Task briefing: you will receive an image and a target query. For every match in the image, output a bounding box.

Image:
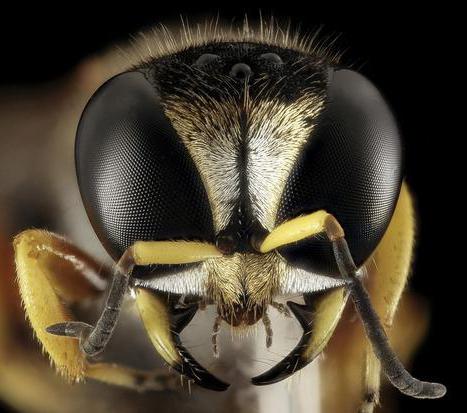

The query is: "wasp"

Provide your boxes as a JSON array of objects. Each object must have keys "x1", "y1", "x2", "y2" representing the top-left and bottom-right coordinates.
[{"x1": 12, "y1": 19, "x2": 446, "y2": 412}]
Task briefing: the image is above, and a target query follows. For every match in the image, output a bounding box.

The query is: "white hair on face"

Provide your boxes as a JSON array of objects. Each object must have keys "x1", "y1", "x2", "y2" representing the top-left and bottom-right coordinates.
[
  {"x1": 279, "y1": 266, "x2": 348, "y2": 294},
  {"x1": 245, "y1": 93, "x2": 324, "y2": 231},
  {"x1": 132, "y1": 263, "x2": 208, "y2": 296}
]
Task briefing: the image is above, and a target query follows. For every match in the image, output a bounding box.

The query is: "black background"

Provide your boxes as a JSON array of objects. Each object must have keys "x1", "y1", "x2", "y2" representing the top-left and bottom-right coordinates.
[{"x1": 0, "y1": 4, "x2": 461, "y2": 412}]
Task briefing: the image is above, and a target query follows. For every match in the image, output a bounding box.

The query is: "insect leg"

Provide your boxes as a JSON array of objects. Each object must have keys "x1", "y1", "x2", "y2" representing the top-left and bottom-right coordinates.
[{"x1": 14, "y1": 229, "x2": 111, "y2": 381}]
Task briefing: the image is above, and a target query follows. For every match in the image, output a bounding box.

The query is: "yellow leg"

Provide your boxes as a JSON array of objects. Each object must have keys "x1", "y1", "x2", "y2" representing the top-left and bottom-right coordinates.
[{"x1": 14, "y1": 229, "x2": 110, "y2": 381}]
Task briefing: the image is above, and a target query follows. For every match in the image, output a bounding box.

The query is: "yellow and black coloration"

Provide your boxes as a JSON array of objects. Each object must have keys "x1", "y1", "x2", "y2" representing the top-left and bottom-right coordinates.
[{"x1": 13, "y1": 19, "x2": 446, "y2": 412}]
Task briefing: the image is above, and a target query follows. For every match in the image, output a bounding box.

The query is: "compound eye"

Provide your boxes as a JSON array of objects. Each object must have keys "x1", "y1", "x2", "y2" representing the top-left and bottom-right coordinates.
[
  {"x1": 76, "y1": 72, "x2": 214, "y2": 260},
  {"x1": 277, "y1": 69, "x2": 402, "y2": 274}
]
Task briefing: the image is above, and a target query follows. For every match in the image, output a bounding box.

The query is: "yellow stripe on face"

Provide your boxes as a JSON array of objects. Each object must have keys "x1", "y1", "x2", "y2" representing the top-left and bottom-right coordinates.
[
  {"x1": 131, "y1": 241, "x2": 223, "y2": 265},
  {"x1": 260, "y1": 210, "x2": 330, "y2": 253}
]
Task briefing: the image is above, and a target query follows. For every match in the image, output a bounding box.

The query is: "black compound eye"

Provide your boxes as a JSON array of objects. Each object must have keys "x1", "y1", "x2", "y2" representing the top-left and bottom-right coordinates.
[
  {"x1": 277, "y1": 69, "x2": 402, "y2": 274},
  {"x1": 76, "y1": 71, "x2": 214, "y2": 260}
]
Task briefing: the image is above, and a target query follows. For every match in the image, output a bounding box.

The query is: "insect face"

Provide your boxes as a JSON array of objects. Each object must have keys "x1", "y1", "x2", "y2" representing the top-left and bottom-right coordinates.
[
  {"x1": 47, "y1": 34, "x2": 444, "y2": 399},
  {"x1": 76, "y1": 41, "x2": 400, "y2": 319}
]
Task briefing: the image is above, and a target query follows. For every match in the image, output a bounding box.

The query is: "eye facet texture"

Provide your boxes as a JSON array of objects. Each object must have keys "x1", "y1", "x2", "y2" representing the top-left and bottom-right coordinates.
[
  {"x1": 277, "y1": 69, "x2": 402, "y2": 274},
  {"x1": 76, "y1": 72, "x2": 214, "y2": 260}
]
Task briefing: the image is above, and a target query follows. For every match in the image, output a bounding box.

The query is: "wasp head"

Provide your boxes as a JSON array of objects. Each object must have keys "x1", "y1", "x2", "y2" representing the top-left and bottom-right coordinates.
[{"x1": 75, "y1": 26, "x2": 402, "y2": 389}]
